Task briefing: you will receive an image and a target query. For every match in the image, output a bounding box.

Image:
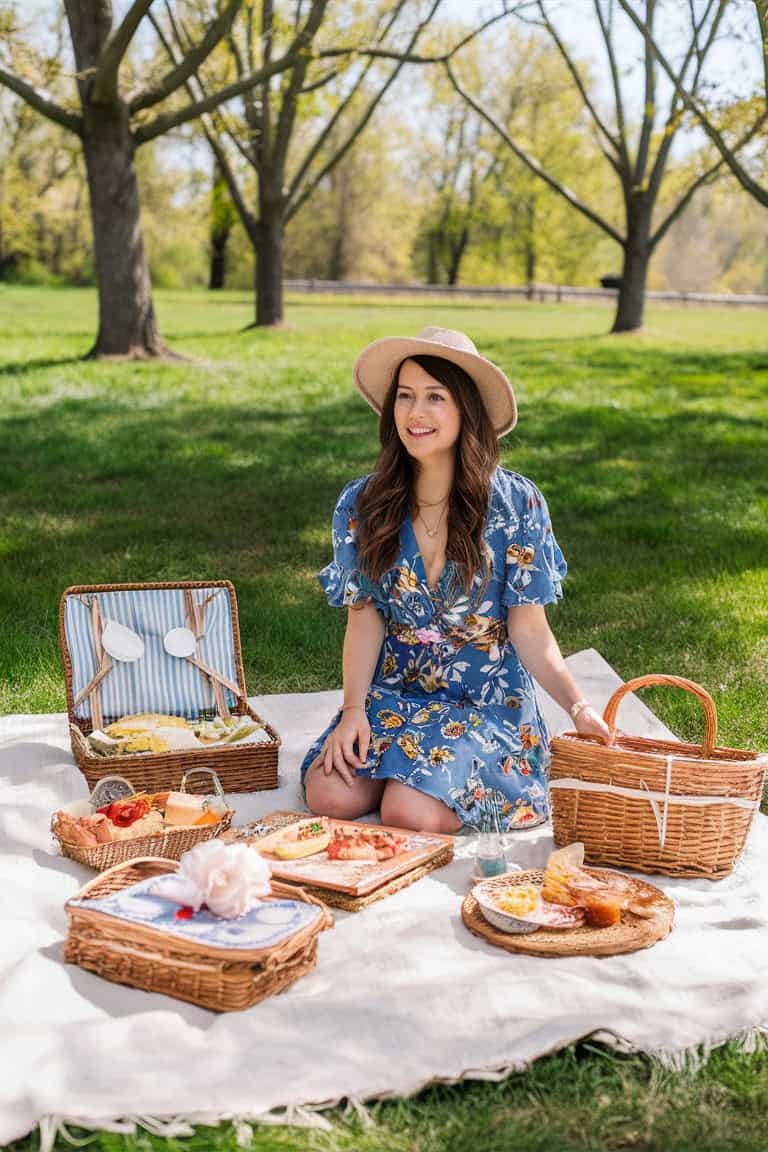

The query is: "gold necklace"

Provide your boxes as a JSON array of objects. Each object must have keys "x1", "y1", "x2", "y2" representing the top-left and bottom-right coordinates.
[
  {"x1": 416, "y1": 501, "x2": 448, "y2": 539},
  {"x1": 416, "y1": 491, "x2": 451, "y2": 507}
]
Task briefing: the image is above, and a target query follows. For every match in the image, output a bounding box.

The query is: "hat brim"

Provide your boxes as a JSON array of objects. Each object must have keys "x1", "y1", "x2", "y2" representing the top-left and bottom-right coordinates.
[{"x1": 353, "y1": 336, "x2": 517, "y2": 437}]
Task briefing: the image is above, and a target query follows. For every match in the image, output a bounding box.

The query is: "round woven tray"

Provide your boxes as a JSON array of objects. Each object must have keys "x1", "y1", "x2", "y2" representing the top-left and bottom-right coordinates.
[{"x1": 462, "y1": 868, "x2": 674, "y2": 958}]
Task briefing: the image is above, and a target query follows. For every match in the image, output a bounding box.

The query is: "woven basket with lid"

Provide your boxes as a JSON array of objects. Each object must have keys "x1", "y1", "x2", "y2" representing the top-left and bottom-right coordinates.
[
  {"x1": 64, "y1": 857, "x2": 333, "y2": 1012},
  {"x1": 549, "y1": 674, "x2": 767, "y2": 880},
  {"x1": 60, "y1": 580, "x2": 279, "y2": 793}
]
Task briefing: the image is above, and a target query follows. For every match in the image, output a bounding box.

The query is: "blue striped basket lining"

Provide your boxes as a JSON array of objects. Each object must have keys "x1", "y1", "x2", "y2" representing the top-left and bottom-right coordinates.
[{"x1": 64, "y1": 587, "x2": 240, "y2": 722}]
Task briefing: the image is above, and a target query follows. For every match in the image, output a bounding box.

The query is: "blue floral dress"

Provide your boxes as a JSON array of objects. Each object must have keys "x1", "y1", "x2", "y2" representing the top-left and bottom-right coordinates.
[{"x1": 300, "y1": 468, "x2": 568, "y2": 832}]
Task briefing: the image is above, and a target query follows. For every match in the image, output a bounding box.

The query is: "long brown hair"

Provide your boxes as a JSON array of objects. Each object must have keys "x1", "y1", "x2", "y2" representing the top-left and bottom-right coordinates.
[{"x1": 356, "y1": 354, "x2": 499, "y2": 594}]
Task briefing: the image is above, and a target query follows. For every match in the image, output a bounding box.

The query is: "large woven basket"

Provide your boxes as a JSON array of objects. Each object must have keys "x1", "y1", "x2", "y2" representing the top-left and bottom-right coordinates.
[
  {"x1": 60, "y1": 581, "x2": 280, "y2": 793},
  {"x1": 64, "y1": 857, "x2": 333, "y2": 1012},
  {"x1": 549, "y1": 674, "x2": 768, "y2": 880}
]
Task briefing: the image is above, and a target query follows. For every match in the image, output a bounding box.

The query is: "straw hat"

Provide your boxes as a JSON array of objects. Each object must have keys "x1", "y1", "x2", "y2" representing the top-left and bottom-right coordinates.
[{"x1": 353, "y1": 326, "x2": 517, "y2": 436}]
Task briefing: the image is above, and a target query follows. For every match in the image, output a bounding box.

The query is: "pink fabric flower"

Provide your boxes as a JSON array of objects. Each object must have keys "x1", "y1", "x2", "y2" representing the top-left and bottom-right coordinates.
[{"x1": 153, "y1": 840, "x2": 272, "y2": 919}]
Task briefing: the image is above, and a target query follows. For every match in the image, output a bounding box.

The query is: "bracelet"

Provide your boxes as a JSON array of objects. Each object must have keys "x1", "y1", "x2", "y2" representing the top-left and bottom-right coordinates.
[
  {"x1": 340, "y1": 704, "x2": 366, "y2": 714},
  {"x1": 569, "y1": 699, "x2": 591, "y2": 721}
]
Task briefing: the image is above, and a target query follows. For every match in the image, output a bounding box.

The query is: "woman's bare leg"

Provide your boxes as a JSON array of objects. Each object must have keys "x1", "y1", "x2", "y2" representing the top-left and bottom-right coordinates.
[
  {"x1": 305, "y1": 762, "x2": 385, "y2": 820},
  {"x1": 380, "y1": 779, "x2": 462, "y2": 833}
]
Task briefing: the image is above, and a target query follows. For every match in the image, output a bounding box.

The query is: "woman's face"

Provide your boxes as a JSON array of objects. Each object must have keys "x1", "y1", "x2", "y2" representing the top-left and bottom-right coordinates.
[{"x1": 393, "y1": 359, "x2": 462, "y2": 463}]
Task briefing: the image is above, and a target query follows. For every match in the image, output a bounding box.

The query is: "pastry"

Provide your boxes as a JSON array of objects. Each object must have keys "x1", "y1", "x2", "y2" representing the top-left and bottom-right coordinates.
[{"x1": 273, "y1": 818, "x2": 331, "y2": 859}]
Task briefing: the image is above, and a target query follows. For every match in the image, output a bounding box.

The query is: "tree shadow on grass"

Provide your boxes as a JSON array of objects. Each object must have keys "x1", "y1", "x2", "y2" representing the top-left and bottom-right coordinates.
[
  {"x1": 1, "y1": 370, "x2": 766, "y2": 723},
  {"x1": 0, "y1": 355, "x2": 86, "y2": 377}
]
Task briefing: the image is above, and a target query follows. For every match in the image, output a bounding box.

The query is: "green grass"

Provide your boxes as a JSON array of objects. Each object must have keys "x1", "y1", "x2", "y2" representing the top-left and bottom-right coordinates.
[{"x1": 1, "y1": 285, "x2": 767, "y2": 1151}]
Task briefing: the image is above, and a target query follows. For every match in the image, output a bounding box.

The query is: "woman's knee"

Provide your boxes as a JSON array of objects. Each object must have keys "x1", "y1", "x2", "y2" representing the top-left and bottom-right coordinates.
[
  {"x1": 305, "y1": 767, "x2": 381, "y2": 821},
  {"x1": 380, "y1": 781, "x2": 461, "y2": 834}
]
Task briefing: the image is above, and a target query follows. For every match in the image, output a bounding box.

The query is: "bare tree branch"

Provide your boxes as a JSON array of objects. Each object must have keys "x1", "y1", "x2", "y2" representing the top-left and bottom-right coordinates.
[
  {"x1": 134, "y1": 46, "x2": 300, "y2": 144},
  {"x1": 444, "y1": 61, "x2": 625, "y2": 246},
  {"x1": 147, "y1": 9, "x2": 257, "y2": 243},
  {"x1": 535, "y1": 0, "x2": 622, "y2": 158},
  {"x1": 618, "y1": 0, "x2": 768, "y2": 207},
  {"x1": 318, "y1": 3, "x2": 523, "y2": 67},
  {"x1": 0, "y1": 65, "x2": 83, "y2": 134},
  {"x1": 754, "y1": 0, "x2": 768, "y2": 108},
  {"x1": 273, "y1": 0, "x2": 330, "y2": 179},
  {"x1": 287, "y1": 0, "x2": 444, "y2": 222},
  {"x1": 646, "y1": 0, "x2": 723, "y2": 201},
  {"x1": 633, "y1": 0, "x2": 656, "y2": 185},
  {"x1": 594, "y1": 0, "x2": 630, "y2": 173},
  {"x1": 92, "y1": 0, "x2": 156, "y2": 103},
  {"x1": 286, "y1": 0, "x2": 409, "y2": 209},
  {"x1": 651, "y1": 110, "x2": 768, "y2": 249},
  {"x1": 130, "y1": 0, "x2": 242, "y2": 112}
]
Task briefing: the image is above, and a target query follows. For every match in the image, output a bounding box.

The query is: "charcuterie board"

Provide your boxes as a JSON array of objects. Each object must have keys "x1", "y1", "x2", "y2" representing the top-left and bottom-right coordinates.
[{"x1": 224, "y1": 811, "x2": 454, "y2": 911}]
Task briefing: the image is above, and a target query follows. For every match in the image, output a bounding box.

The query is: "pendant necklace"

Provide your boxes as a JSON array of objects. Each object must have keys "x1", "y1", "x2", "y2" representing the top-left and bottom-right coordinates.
[{"x1": 416, "y1": 500, "x2": 448, "y2": 539}]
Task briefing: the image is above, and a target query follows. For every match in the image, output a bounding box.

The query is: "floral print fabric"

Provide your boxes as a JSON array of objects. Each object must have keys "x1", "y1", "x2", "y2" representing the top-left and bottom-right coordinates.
[{"x1": 300, "y1": 468, "x2": 568, "y2": 831}]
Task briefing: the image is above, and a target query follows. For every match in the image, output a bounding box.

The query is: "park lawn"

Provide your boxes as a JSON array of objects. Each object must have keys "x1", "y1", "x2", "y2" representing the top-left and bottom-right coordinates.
[{"x1": 1, "y1": 285, "x2": 767, "y2": 1151}]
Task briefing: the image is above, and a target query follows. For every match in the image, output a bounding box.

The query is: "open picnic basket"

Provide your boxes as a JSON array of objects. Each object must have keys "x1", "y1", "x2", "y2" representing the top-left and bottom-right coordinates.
[
  {"x1": 63, "y1": 857, "x2": 333, "y2": 1012},
  {"x1": 51, "y1": 768, "x2": 234, "y2": 872},
  {"x1": 60, "y1": 581, "x2": 280, "y2": 793},
  {"x1": 549, "y1": 674, "x2": 768, "y2": 880}
]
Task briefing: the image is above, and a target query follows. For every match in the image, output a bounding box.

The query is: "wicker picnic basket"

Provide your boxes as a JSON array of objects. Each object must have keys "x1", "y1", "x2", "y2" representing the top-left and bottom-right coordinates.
[
  {"x1": 63, "y1": 857, "x2": 333, "y2": 1012},
  {"x1": 51, "y1": 768, "x2": 234, "y2": 872},
  {"x1": 549, "y1": 674, "x2": 768, "y2": 880},
  {"x1": 60, "y1": 581, "x2": 280, "y2": 793}
]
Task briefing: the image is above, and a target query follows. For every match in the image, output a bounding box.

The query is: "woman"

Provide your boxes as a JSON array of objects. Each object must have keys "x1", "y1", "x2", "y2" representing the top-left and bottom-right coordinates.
[{"x1": 300, "y1": 326, "x2": 610, "y2": 833}]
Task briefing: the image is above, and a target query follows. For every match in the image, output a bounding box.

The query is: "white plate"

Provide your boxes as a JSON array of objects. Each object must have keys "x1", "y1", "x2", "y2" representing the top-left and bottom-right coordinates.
[
  {"x1": 101, "y1": 619, "x2": 144, "y2": 663},
  {"x1": 163, "y1": 627, "x2": 197, "y2": 658}
]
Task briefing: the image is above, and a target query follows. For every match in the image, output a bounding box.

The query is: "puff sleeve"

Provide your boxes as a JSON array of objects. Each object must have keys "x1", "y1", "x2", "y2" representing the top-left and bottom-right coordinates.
[
  {"x1": 317, "y1": 476, "x2": 389, "y2": 617},
  {"x1": 501, "y1": 475, "x2": 568, "y2": 607}
]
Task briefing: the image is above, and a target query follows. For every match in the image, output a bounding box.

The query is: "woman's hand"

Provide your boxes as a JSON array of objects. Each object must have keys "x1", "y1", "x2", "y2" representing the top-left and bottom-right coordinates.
[
  {"x1": 313, "y1": 707, "x2": 371, "y2": 787},
  {"x1": 573, "y1": 704, "x2": 614, "y2": 746}
]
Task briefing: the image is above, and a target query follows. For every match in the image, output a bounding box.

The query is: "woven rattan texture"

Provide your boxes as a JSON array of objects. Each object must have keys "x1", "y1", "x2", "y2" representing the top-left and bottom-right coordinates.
[
  {"x1": 52, "y1": 812, "x2": 233, "y2": 871},
  {"x1": 276, "y1": 843, "x2": 456, "y2": 911},
  {"x1": 59, "y1": 582, "x2": 280, "y2": 794},
  {"x1": 462, "y1": 868, "x2": 674, "y2": 957},
  {"x1": 550, "y1": 674, "x2": 767, "y2": 879},
  {"x1": 63, "y1": 858, "x2": 332, "y2": 1012}
]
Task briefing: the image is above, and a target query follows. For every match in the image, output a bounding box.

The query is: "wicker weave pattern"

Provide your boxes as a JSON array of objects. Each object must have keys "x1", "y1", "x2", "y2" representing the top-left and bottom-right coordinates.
[
  {"x1": 52, "y1": 811, "x2": 233, "y2": 871},
  {"x1": 59, "y1": 582, "x2": 280, "y2": 794},
  {"x1": 64, "y1": 858, "x2": 333, "y2": 1012},
  {"x1": 550, "y1": 674, "x2": 768, "y2": 879}
]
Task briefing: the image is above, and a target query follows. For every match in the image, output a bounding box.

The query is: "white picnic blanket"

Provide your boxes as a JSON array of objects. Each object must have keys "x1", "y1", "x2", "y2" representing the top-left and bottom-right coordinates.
[{"x1": 1, "y1": 649, "x2": 767, "y2": 1145}]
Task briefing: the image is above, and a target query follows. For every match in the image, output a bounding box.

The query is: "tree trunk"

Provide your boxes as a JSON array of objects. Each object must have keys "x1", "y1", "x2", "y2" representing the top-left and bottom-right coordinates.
[
  {"x1": 65, "y1": 0, "x2": 167, "y2": 357},
  {"x1": 611, "y1": 201, "x2": 652, "y2": 334},
  {"x1": 255, "y1": 197, "x2": 284, "y2": 326},
  {"x1": 81, "y1": 101, "x2": 166, "y2": 356},
  {"x1": 447, "y1": 224, "x2": 469, "y2": 286},
  {"x1": 209, "y1": 229, "x2": 229, "y2": 290}
]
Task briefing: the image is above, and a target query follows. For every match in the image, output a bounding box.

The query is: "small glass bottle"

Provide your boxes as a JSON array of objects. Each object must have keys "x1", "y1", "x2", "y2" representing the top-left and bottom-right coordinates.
[{"x1": 474, "y1": 801, "x2": 508, "y2": 878}]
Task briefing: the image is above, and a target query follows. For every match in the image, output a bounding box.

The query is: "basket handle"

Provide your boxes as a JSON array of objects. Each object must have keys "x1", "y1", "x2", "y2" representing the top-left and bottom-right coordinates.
[
  {"x1": 603, "y1": 674, "x2": 718, "y2": 756},
  {"x1": 180, "y1": 766, "x2": 225, "y2": 799}
]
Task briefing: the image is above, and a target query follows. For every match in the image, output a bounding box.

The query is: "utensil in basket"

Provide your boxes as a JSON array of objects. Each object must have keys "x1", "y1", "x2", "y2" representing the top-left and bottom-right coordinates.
[
  {"x1": 549, "y1": 673, "x2": 768, "y2": 879},
  {"x1": 60, "y1": 580, "x2": 280, "y2": 793}
]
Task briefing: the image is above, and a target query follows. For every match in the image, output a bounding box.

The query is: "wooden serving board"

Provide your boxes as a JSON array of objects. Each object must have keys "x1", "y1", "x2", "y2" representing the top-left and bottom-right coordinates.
[
  {"x1": 462, "y1": 868, "x2": 674, "y2": 958},
  {"x1": 224, "y1": 810, "x2": 454, "y2": 904}
]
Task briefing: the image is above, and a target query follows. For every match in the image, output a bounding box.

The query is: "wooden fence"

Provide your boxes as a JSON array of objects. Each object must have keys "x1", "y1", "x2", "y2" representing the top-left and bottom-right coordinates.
[{"x1": 285, "y1": 279, "x2": 768, "y2": 308}]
